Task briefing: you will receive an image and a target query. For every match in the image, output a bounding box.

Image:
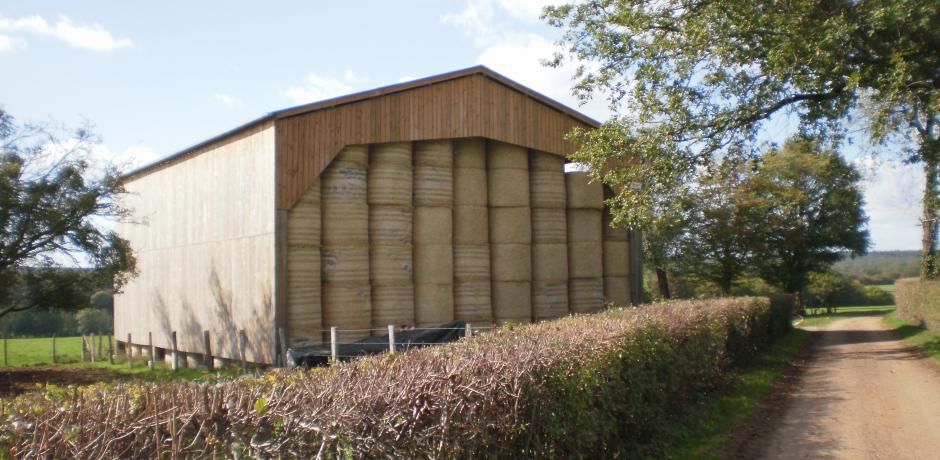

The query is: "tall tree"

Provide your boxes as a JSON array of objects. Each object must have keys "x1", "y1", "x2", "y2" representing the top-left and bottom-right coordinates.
[
  {"x1": 752, "y1": 138, "x2": 868, "y2": 304},
  {"x1": 0, "y1": 108, "x2": 136, "y2": 318},
  {"x1": 544, "y1": 0, "x2": 939, "y2": 277}
]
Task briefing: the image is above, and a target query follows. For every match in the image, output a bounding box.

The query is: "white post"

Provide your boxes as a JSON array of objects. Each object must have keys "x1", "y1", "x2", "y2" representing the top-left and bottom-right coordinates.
[
  {"x1": 330, "y1": 327, "x2": 338, "y2": 363},
  {"x1": 465, "y1": 323, "x2": 472, "y2": 339},
  {"x1": 388, "y1": 325, "x2": 395, "y2": 354}
]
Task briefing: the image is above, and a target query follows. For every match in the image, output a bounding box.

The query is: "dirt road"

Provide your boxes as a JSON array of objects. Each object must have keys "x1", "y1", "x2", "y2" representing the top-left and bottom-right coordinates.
[{"x1": 742, "y1": 314, "x2": 940, "y2": 459}]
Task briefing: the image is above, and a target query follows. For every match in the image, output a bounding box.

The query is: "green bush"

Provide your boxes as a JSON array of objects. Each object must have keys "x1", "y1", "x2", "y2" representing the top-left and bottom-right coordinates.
[
  {"x1": 1, "y1": 297, "x2": 791, "y2": 458},
  {"x1": 896, "y1": 278, "x2": 940, "y2": 331},
  {"x1": 75, "y1": 308, "x2": 112, "y2": 335}
]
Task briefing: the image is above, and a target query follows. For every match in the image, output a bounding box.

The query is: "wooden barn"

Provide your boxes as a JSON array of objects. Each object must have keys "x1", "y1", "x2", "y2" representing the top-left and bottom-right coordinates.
[{"x1": 114, "y1": 66, "x2": 643, "y2": 365}]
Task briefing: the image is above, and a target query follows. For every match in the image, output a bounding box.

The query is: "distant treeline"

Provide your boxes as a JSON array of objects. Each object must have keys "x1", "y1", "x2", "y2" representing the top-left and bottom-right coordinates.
[{"x1": 832, "y1": 250, "x2": 920, "y2": 285}]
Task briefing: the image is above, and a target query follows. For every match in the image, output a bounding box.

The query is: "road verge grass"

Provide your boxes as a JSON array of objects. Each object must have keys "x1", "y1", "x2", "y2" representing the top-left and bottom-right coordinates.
[
  {"x1": 661, "y1": 328, "x2": 809, "y2": 460},
  {"x1": 883, "y1": 312, "x2": 940, "y2": 363},
  {"x1": 797, "y1": 305, "x2": 895, "y2": 328}
]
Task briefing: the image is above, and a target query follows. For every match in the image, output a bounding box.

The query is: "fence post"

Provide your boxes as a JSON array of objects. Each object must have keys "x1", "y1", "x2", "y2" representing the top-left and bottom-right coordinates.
[
  {"x1": 90, "y1": 333, "x2": 96, "y2": 363},
  {"x1": 203, "y1": 330, "x2": 213, "y2": 371},
  {"x1": 81, "y1": 335, "x2": 86, "y2": 361},
  {"x1": 127, "y1": 333, "x2": 133, "y2": 369},
  {"x1": 52, "y1": 333, "x2": 57, "y2": 364},
  {"x1": 465, "y1": 323, "x2": 472, "y2": 339},
  {"x1": 238, "y1": 330, "x2": 247, "y2": 373},
  {"x1": 278, "y1": 327, "x2": 287, "y2": 367},
  {"x1": 148, "y1": 332, "x2": 154, "y2": 370},
  {"x1": 330, "y1": 327, "x2": 338, "y2": 363},
  {"x1": 388, "y1": 325, "x2": 396, "y2": 354},
  {"x1": 3, "y1": 329, "x2": 7, "y2": 367},
  {"x1": 108, "y1": 335, "x2": 114, "y2": 364},
  {"x1": 171, "y1": 331, "x2": 179, "y2": 371}
]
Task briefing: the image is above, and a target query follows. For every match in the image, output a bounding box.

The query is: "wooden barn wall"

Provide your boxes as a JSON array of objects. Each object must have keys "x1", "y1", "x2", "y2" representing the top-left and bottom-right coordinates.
[
  {"x1": 115, "y1": 122, "x2": 277, "y2": 364},
  {"x1": 275, "y1": 74, "x2": 591, "y2": 210}
]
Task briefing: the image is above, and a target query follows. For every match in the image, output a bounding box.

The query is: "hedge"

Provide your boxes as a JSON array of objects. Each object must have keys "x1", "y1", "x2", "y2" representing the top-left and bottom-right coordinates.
[
  {"x1": 0, "y1": 296, "x2": 791, "y2": 458},
  {"x1": 896, "y1": 277, "x2": 940, "y2": 331}
]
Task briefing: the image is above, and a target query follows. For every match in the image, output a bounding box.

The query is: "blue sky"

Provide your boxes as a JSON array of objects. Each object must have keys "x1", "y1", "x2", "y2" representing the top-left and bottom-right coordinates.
[{"x1": 0, "y1": 1, "x2": 921, "y2": 251}]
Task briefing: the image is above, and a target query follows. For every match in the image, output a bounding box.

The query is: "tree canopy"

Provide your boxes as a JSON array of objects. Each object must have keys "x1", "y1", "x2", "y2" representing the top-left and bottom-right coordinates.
[
  {"x1": 545, "y1": 0, "x2": 938, "y2": 275},
  {"x1": 0, "y1": 108, "x2": 136, "y2": 318}
]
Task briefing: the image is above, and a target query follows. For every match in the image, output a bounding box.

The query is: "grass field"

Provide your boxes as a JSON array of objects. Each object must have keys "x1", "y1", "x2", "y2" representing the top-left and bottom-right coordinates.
[
  {"x1": 883, "y1": 312, "x2": 940, "y2": 364},
  {"x1": 797, "y1": 305, "x2": 895, "y2": 328},
  {"x1": 663, "y1": 329, "x2": 809, "y2": 460},
  {"x1": 874, "y1": 283, "x2": 896, "y2": 293},
  {"x1": 0, "y1": 335, "x2": 93, "y2": 367}
]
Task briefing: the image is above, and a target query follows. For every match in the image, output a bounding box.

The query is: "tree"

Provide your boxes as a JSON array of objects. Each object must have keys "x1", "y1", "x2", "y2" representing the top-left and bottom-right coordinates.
[
  {"x1": 75, "y1": 308, "x2": 112, "y2": 335},
  {"x1": 680, "y1": 158, "x2": 764, "y2": 295},
  {"x1": 544, "y1": 0, "x2": 939, "y2": 276},
  {"x1": 752, "y1": 138, "x2": 868, "y2": 305},
  {"x1": 0, "y1": 108, "x2": 136, "y2": 318}
]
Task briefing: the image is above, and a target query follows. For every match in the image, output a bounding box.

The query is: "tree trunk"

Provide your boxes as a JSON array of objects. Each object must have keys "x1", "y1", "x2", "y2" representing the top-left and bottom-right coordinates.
[
  {"x1": 655, "y1": 267, "x2": 671, "y2": 299},
  {"x1": 922, "y1": 155, "x2": 939, "y2": 278}
]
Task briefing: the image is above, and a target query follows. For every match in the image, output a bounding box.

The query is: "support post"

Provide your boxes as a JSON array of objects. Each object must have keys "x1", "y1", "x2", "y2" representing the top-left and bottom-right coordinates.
[
  {"x1": 171, "y1": 331, "x2": 179, "y2": 371},
  {"x1": 330, "y1": 327, "x2": 338, "y2": 363},
  {"x1": 278, "y1": 327, "x2": 287, "y2": 367},
  {"x1": 203, "y1": 330, "x2": 213, "y2": 371},
  {"x1": 148, "y1": 332, "x2": 154, "y2": 369},
  {"x1": 465, "y1": 323, "x2": 472, "y2": 339},
  {"x1": 52, "y1": 333, "x2": 57, "y2": 364},
  {"x1": 388, "y1": 325, "x2": 395, "y2": 354},
  {"x1": 108, "y1": 335, "x2": 114, "y2": 364},
  {"x1": 90, "y1": 333, "x2": 96, "y2": 363},
  {"x1": 239, "y1": 329, "x2": 247, "y2": 373},
  {"x1": 127, "y1": 333, "x2": 133, "y2": 369}
]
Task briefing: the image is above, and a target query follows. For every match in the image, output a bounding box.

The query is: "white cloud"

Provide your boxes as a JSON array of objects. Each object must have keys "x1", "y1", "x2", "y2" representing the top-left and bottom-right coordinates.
[
  {"x1": 0, "y1": 33, "x2": 26, "y2": 53},
  {"x1": 854, "y1": 156, "x2": 923, "y2": 250},
  {"x1": 0, "y1": 14, "x2": 132, "y2": 52},
  {"x1": 283, "y1": 70, "x2": 361, "y2": 105},
  {"x1": 213, "y1": 93, "x2": 242, "y2": 109},
  {"x1": 496, "y1": 0, "x2": 556, "y2": 21}
]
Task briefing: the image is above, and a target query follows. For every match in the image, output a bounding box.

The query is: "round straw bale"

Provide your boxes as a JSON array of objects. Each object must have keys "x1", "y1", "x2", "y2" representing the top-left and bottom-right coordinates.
[
  {"x1": 321, "y1": 201, "x2": 368, "y2": 246},
  {"x1": 288, "y1": 247, "x2": 321, "y2": 342},
  {"x1": 529, "y1": 151, "x2": 565, "y2": 171},
  {"x1": 487, "y1": 169, "x2": 530, "y2": 207},
  {"x1": 489, "y1": 207, "x2": 532, "y2": 244},
  {"x1": 532, "y1": 279, "x2": 568, "y2": 320},
  {"x1": 488, "y1": 141, "x2": 528, "y2": 169},
  {"x1": 531, "y1": 208, "x2": 567, "y2": 244},
  {"x1": 568, "y1": 241, "x2": 604, "y2": 278},
  {"x1": 287, "y1": 192, "x2": 321, "y2": 248},
  {"x1": 603, "y1": 211, "x2": 629, "y2": 241},
  {"x1": 331, "y1": 144, "x2": 369, "y2": 168},
  {"x1": 455, "y1": 138, "x2": 487, "y2": 169},
  {"x1": 603, "y1": 240, "x2": 630, "y2": 277},
  {"x1": 569, "y1": 278, "x2": 604, "y2": 314},
  {"x1": 322, "y1": 284, "x2": 372, "y2": 340},
  {"x1": 322, "y1": 167, "x2": 367, "y2": 203},
  {"x1": 321, "y1": 246, "x2": 370, "y2": 284},
  {"x1": 414, "y1": 165, "x2": 453, "y2": 206},
  {"x1": 413, "y1": 244, "x2": 454, "y2": 284},
  {"x1": 603, "y1": 276, "x2": 631, "y2": 307},
  {"x1": 414, "y1": 140, "x2": 454, "y2": 168},
  {"x1": 491, "y1": 243, "x2": 531, "y2": 281},
  {"x1": 566, "y1": 171, "x2": 603, "y2": 209},
  {"x1": 532, "y1": 243, "x2": 568, "y2": 280},
  {"x1": 530, "y1": 171, "x2": 567, "y2": 208},
  {"x1": 369, "y1": 143, "x2": 412, "y2": 206},
  {"x1": 454, "y1": 205, "x2": 489, "y2": 244},
  {"x1": 492, "y1": 281, "x2": 532, "y2": 323},
  {"x1": 415, "y1": 283, "x2": 454, "y2": 325},
  {"x1": 369, "y1": 206, "x2": 412, "y2": 244},
  {"x1": 370, "y1": 245, "x2": 413, "y2": 284},
  {"x1": 567, "y1": 208, "x2": 603, "y2": 243},
  {"x1": 454, "y1": 167, "x2": 488, "y2": 206},
  {"x1": 454, "y1": 280, "x2": 493, "y2": 322},
  {"x1": 372, "y1": 284, "x2": 415, "y2": 327},
  {"x1": 414, "y1": 207, "x2": 453, "y2": 244},
  {"x1": 454, "y1": 244, "x2": 491, "y2": 281}
]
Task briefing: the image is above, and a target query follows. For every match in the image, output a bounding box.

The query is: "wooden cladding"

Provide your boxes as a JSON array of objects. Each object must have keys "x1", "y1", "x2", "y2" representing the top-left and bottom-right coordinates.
[{"x1": 275, "y1": 74, "x2": 593, "y2": 210}]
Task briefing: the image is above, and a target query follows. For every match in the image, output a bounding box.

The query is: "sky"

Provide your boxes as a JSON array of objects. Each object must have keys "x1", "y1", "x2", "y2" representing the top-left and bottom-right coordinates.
[{"x1": 0, "y1": 0, "x2": 922, "y2": 251}]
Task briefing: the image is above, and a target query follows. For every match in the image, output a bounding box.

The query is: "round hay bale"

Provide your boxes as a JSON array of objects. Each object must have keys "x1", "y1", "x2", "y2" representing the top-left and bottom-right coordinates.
[
  {"x1": 287, "y1": 247, "x2": 321, "y2": 344},
  {"x1": 370, "y1": 244, "x2": 413, "y2": 284},
  {"x1": 414, "y1": 140, "x2": 454, "y2": 168},
  {"x1": 455, "y1": 138, "x2": 487, "y2": 169},
  {"x1": 488, "y1": 141, "x2": 528, "y2": 169},
  {"x1": 603, "y1": 240, "x2": 630, "y2": 277},
  {"x1": 531, "y1": 208, "x2": 567, "y2": 244},
  {"x1": 454, "y1": 205, "x2": 489, "y2": 244},
  {"x1": 415, "y1": 283, "x2": 454, "y2": 325},
  {"x1": 603, "y1": 211, "x2": 628, "y2": 241},
  {"x1": 529, "y1": 151, "x2": 565, "y2": 172},
  {"x1": 322, "y1": 154, "x2": 368, "y2": 203},
  {"x1": 567, "y1": 208, "x2": 603, "y2": 243},
  {"x1": 489, "y1": 207, "x2": 532, "y2": 244},
  {"x1": 454, "y1": 280, "x2": 492, "y2": 323},
  {"x1": 414, "y1": 165, "x2": 453, "y2": 206},
  {"x1": 568, "y1": 241, "x2": 603, "y2": 278},
  {"x1": 287, "y1": 184, "x2": 321, "y2": 247},
  {"x1": 372, "y1": 284, "x2": 415, "y2": 327},
  {"x1": 414, "y1": 207, "x2": 453, "y2": 244},
  {"x1": 603, "y1": 276, "x2": 631, "y2": 307},
  {"x1": 566, "y1": 171, "x2": 603, "y2": 209},
  {"x1": 322, "y1": 284, "x2": 372, "y2": 340},
  {"x1": 331, "y1": 144, "x2": 369, "y2": 168},
  {"x1": 532, "y1": 279, "x2": 568, "y2": 320},
  {"x1": 569, "y1": 278, "x2": 604, "y2": 313},
  {"x1": 492, "y1": 281, "x2": 531, "y2": 323},
  {"x1": 487, "y1": 169, "x2": 530, "y2": 207},
  {"x1": 369, "y1": 206, "x2": 412, "y2": 244},
  {"x1": 454, "y1": 244, "x2": 490, "y2": 281},
  {"x1": 532, "y1": 243, "x2": 568, "y2": 280},
  {"x1": 530, "y1": 171, "x2": 566, "y2": 208},
  {"x1": 454, "y1": 167, "x2": 488, "y2": 206},
  {"x1": 321, "y1": 201, "x2": 368, "y2": 246},
  {"x1": 369, "y1": 142, "x2": 412, "y2": 206},
  {"x1": 321, "y1": 246, "x2": 370, "y2": 284},
  {"x1": 414, "y1": 244, "x2": 453, "y2": 284},
  {"x1": 491, "y1": 243, "x2": 531, "y2": 281}
]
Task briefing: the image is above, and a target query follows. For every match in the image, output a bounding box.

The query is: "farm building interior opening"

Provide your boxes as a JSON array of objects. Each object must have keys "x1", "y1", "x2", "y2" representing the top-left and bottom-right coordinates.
[{"x1": 114, "y1": 66, "x2": 643, "y2": 365}]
